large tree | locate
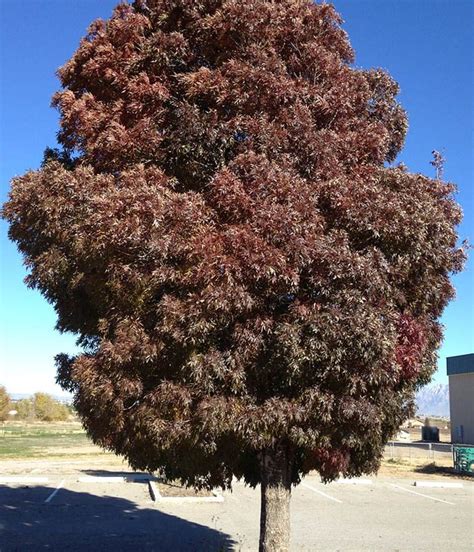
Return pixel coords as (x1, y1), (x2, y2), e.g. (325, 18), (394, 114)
(3, 1), (464, 550)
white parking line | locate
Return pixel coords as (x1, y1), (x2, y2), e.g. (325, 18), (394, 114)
(390, 484), (455, 505)
(302, 483), (343, 503)
(44, 480), (65, 504)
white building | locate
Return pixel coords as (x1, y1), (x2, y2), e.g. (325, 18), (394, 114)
(447, 354), (474, 445)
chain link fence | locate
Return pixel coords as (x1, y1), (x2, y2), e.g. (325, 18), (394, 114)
(384, 441), (453, 463)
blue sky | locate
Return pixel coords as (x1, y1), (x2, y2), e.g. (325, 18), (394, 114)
(0, 0), (472, 395)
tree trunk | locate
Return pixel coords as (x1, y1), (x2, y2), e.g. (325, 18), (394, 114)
(259, 444), (292, 552)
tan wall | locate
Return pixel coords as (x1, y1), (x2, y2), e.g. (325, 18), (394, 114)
(449, 373), (474, 444)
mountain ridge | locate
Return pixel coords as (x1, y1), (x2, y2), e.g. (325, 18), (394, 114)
(415, 383), (449, 417)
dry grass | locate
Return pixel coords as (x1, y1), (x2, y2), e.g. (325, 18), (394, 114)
(2, 421), (470, 482)
(0, 421), (93, 458)
(379, 457), (472, 480)
(0, 420), (122, 475)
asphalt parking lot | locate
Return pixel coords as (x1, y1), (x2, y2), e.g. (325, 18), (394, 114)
(1, 471), (473, 551)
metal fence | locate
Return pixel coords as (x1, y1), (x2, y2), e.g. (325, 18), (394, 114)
(384, 441), (453, 463)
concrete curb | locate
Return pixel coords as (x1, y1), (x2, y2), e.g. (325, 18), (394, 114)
(148, 480), (224, 503)
(0, 476), (49, 484)
(335, 478), (373, 485)
(414, 481), (463, 489)
(78, 474), (155, 483)
(148, 480), (160, 501)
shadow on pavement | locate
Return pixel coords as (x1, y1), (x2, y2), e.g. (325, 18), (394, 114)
(0, 484), (236, 551)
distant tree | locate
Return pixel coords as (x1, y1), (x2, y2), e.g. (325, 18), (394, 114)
(0, 386), (11, 421)
(15, 398), (35, 421)
(33, 393), (69, 422)
(2, 2), (465, 550)
(15, 394), (69, 422)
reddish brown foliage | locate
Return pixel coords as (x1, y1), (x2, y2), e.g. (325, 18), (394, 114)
(395, 314), (427, 381)
(3, 1), (464, 489)
(306, 447), (350, 480)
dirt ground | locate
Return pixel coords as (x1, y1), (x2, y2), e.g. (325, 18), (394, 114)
(1, 420), (470, 483)
(157, 480), (214, 497)
(379, 459), (474, 481)
(1, 455), (470, 484)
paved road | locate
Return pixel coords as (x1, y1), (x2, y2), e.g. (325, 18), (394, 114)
(1, 471), (473, 551)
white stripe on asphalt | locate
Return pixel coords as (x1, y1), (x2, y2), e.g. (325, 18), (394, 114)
(302, 483), (343, 503)
(390, 484), (455, 505)
(44, 480), (65, 503)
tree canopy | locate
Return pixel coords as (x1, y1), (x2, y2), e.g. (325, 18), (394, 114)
(2, 2), (464, 548)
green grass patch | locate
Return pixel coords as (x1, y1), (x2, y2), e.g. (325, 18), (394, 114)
(0, 422), (101, 458)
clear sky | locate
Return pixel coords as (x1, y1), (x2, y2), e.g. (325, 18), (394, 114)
(0, 0), (472, 395)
